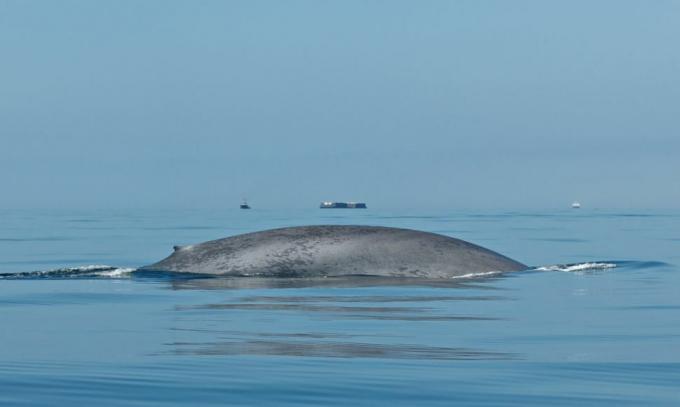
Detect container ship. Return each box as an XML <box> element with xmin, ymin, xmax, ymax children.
<box><xmin>320</xmin><ymin>201</ymin><xmax>367</xmax><ymax>209</ymax></box>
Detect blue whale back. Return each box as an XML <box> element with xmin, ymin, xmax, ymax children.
<box><xmin>141</xmin><ymin>225</ymin><xmax>526</xmax><ymax>278</ymax></box>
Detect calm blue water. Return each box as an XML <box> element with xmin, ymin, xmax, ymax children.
<box><xmin>1</xmin><ymin>208</ymin><xmax>679</xmax><ymax>406</ymax></box>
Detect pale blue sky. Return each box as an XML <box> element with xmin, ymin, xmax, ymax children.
<box><xmin>1</xmin><ymin>0</ymin><xmax>678</xmax><ymax>209</ymax></box>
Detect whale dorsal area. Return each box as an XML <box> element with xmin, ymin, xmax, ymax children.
<box><xmin>140</xmin><ymin>225</ymin><xmax>526</xmax><ymax>278</ymax></box>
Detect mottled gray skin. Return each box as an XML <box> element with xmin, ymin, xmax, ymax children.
<box><xmin>141</xmin><ymin>225</ymin><xmax>526</xmax><ymax>278</ymax></box>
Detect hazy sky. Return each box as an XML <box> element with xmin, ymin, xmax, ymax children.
<box><xmin>1</xmin><ymin>0</ymin><xmax>678</xmax><ymax>210</ymax></box>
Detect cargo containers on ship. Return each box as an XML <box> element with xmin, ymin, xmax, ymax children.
<box><xmin>320</xmin><ymin>202</ymin><xmax>367</xmax><ymax>209</ymax></box>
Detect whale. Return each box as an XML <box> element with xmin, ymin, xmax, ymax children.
<box><xmin>140</xmin><ymin>225</ymin><xmax>526</xmax><ymax>279</ymax></box>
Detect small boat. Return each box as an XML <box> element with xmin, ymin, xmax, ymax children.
<box><xmin>571</xmin><ymin>202</ymin><xmax>581</xmax><ymax>209</ymax></box>
<box><xmin>240</xmin><ymin>199</ymin><xmax>251</xmax><ymax>209</ymax></box>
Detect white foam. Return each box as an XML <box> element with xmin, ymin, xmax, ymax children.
<box><xmin>0</xmin><ymin>265</ymin><xmax>136</xmax><ymax>279</ymax></box>
<box><xmin>64</xmin><ymin>264</ymin><xmax>113</xmax><ymax>272</ymax></box>
<box><xmin>92</xmin><ymin>267</ymin><xmax>136</xmax><ymax>278</ymax></box>
<box><xmin>451</xmin><ymin>270</ymin><xmax>503</xmax><ymax>279</ymax></box>
<box><xmin>534</xmin><ymin>262</ymin><xmax>617</xmax><ymax>273</ymax></box>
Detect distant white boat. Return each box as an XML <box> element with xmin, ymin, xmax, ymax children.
<box><xmin>571</xmin><ymin>202</ymin><xmax>581</xmax><ymax>209</ymax></box>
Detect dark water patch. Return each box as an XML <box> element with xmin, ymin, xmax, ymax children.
<box><xmin>68</xmin><ymin>226</ymin><xmax>120</xmax><ymax>231</ymax></box>
<box><xmin>168</xmin><ymin>276</ymin><xmax>504</xmax><ymax>290</ymax></box>
<box><xmin>504</xmin><ymin>333</ymin><xmax>680</xmax><ymax>344</ymax></box>
<box><xmin>169</xmin><ymin>340</ymin><xmax>516</xmax><ymax>360</ymax></box>
<box><xmin>179</xmin><ymin>303</ymin><xmax>428</xmax><ymax>314</ymax></box>
<box><xmin>605</xmin><ymin>213</ymin><xmax>667</xmax><ymax>218</ymax></box>
<box><xmin>0</xmin><ymin>292</ymin><xmax>165</xmax><ymax>307</ymax></box>
<box><xmin>239</xmin><ymin>295</ymin><xmax>508</xmax><ymax>303</ymax></box>
<box><xmin>527</xmin><ymin>237</ymin><xmax>588</xmax><ymax>243</ymax></box>
<box><xmin>66</xmin><ymin>219</ymin><xmax>101</xmax><ymax>223</ymax></box>
<box><xmin>170</xmin><ymin>327</ymin><xmax>362</xmax><ymax>339</ymax></box>
<box><xmin>336</xmin><ymin>314</ymin><xmax>499</xmax><ymax>321</ymax></box>
<box><xmin>178</xmin><ymin>301</ymin><xmax>499</xmax><ymax>321</ymax></box>
<box><xmin>178</xmin><ymin>303</ymin><xmax>498</xmax><ymax>322</ymax></box>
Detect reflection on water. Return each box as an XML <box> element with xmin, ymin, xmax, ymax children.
<box><xmin>239</xmin><ymin>295</ymin><xmax>509</xmax><ymax>302</ymax></box>
<box><xmin>168</xmin><ymin>276</ymin><xmax>507</xmax><ymax>290</ymax></box>
<box><xmin>170</xmin><ymin>339</ymin><xmax>517</xmax><ymax>360</ymax></box>
<box><xmin>182</xmin><ymin>307</ymin><xmax>497</xmax><ymax>321</ymax></box>
<box><xmin>170</xmin><ymin>287</ymin><xmax>508</xmax><ymax>358</ymax></box>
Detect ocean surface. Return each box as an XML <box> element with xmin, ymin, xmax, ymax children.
<box><xmin>1</xmin><ymin>208</ymin><xmax>679</xmax><ymax>406</ymax></box>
